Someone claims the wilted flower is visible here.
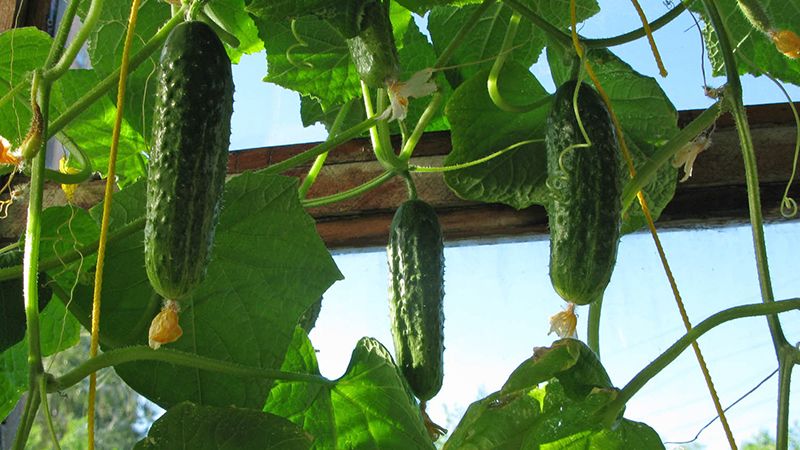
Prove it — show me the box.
[148,300,183,349]
[770,29,800,59]
[548,303,578,339]
[672,135,711,183]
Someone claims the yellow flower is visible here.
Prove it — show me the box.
[59,156,81,203]
[548,303,578,339]
[0,135,18,166]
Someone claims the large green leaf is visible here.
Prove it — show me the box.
[443,339,664,450]
[53,69,148,185]
[0,28,50,148]
[134,401,312,449]
[0,298,80,420]
[56,171,342,410]
[428,0,598,88]
[264,331,435,450]
[547,46,679,233]
[444,63,551,209]
[257,14,361,108]
[247,0,372,39]
[694,0,800,86]
[79,0,170,144]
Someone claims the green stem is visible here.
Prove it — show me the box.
[302,170,396,208]
[701,0,785,347]
[51,346,334,392]
[410,138,542,173]
[42,0,106,82]
[362,83,404,172]
[0,216,145,282]
[298,101,354,199]
[583,1,690,48]
[403,172,418,200]
[11,390,41,450]
[501,0,572,48]
[487,12,545,113]
[433,0,497,69]
[399,93,444,161]
[587,294,603,358]
[44,0,84,67]
[621,101,723,211]
[39,374,62,450]
[601,297,800,426]
[45,132,93,184]
[776,361,794,450]
[259,115,380,176]
[46,6,187,138]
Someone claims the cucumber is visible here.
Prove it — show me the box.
[546,80,622,305]
[346,1,400,88]
[387,199,445,401]
[144,21,234,302]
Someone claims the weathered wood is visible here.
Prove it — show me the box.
[0,0,52,33]
[1,103,798,248]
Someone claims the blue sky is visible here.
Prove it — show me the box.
[227,2,800,447]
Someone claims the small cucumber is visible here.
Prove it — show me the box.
[144,21,234,301]
[346,1,400,88]
[387,199,445,401]
[546,80,622,305]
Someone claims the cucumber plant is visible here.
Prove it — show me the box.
[1,0,799,449]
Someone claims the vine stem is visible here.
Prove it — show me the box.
[586,294,603,358]
[399,93,443,161]
[50,346,334,392]
[42,0,105,82]
[601,297,800,426]
[298,100,354,199]
[13,72,49,450]
[86,0,140,446]
[621,101,723,211]
[302,170,395,208]
[700,2,795,448]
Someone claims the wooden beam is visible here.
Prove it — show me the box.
[0,0,53,33]
[1,103,798,249]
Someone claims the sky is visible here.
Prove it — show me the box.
[223,1,800,448]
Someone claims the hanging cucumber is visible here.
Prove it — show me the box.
[546,80,622,305]
[144,20,233,303]
[346,1,400,88]
[387,199,445,402]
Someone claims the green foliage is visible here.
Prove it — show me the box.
[445,339,663,449]
[135,401,312,449]
[444,63,550,209]
[264,329,434,450]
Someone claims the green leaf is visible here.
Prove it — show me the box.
[444,339,664,450]
[0,298,80,420]
[0,28,50,147]
[134,401,312,449]
[247,0,371,39]
[547,47,679,233]
[61,172,342,411]
[80,0,170,142]
[264,332,435,450]
[206,0,265,63]
[256,14,361,108]
[53,69,148,185]
[443,63,550,209]
[693,1,800,86]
